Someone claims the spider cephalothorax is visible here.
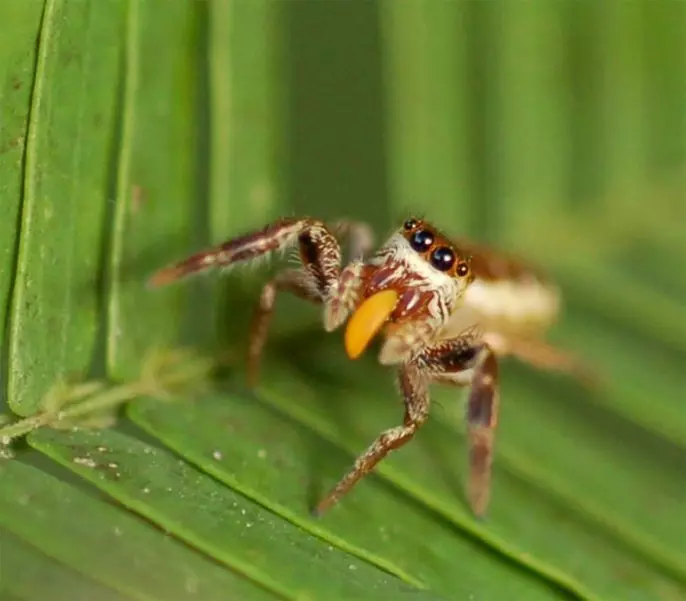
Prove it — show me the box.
[150,215,578,517]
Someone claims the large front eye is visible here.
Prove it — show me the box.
[409,229,434,252]
[430,246,456,272]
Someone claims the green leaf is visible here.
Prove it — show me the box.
[255,360,684,601]
[0,1,43,353]
[492,370,686,579]
[1,530,131,601]
[0,459,278,601]
[380,0,473,230]
[28,428,447,601]
[1,2,685,600]
[479,0,570,239]
[207,0,282,237]
[128,391,572,601]
[8,0,125,416]
[107,0,207,378]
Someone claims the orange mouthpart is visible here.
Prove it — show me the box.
[344,289,399,359]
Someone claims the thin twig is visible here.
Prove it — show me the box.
[0,348,215,448]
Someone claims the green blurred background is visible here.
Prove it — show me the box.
[0,1,685,600]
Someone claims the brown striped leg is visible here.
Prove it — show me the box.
[146,216,374,386]
[313,364,430,516]
[464,347,499,517]
[147,217,343,292]
[247,269,322,386]
[415,337,499,517]
[247,227,371,385]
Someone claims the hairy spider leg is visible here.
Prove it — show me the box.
[313,363,430,516]
[314,327,500,518]
[148,216,376,386]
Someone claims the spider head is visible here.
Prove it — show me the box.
[397,217,474,283]
[344,216,474,359]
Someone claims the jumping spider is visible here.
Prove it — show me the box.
[149,216,581,517]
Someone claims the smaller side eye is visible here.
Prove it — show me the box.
[430,246,456,272]
[403,218,418,231]
[409,229,434,252]
[456,262,470,277]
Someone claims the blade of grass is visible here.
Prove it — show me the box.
[379,0,472,231]
[208,0,281,240]
[613,237,686,305]
[0,460,278,601]
[128,391,575,601]
[283,1,388,228]
[0,1,44,393]
[435,366,686,582]
[643,2,686,171]
[549,238,686,361]
[107,0,209,379]
[489,1,570,243]
[509,170,686,276]
[205,0,287,352]
[595,1,647,213]
[1,529,131,601]
[544,259,686,447]
[8,0,126,415]
[28,428,449,601]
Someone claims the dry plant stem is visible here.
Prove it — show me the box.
[0,353,213,445]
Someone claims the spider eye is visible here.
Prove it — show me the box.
[430,246,456,272]
[456,262,470,277]
[409,229,434,252]
[403,218,418,231]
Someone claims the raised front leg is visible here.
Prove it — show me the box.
[148,217,343,292]
[148,217,375,386]
[313,363,430,516]
[416,336,500,517]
